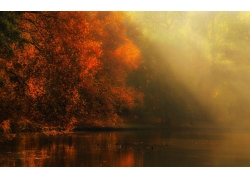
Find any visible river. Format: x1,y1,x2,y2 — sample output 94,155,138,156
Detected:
1,128,250,166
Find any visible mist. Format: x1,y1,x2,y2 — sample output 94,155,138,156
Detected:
126,12,250,129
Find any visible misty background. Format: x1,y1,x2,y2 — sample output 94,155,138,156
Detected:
125,12,250,128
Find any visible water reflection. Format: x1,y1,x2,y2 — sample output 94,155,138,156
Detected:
1,129,250,166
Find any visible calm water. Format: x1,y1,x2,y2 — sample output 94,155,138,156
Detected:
1,129,250,167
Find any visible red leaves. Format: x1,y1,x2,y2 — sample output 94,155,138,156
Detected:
114,38,141,69
27,77,45,98
1,12,142,131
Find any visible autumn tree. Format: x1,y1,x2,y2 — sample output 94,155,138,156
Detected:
0,11,142,133
81,12,143,126
0,11,30,134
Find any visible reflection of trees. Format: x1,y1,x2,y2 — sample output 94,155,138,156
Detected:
0,132,146,167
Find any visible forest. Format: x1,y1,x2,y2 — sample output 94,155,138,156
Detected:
1,11,250,139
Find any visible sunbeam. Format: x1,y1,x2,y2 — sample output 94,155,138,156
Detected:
128,11,250,128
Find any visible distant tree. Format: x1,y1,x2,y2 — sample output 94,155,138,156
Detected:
126,12,213,126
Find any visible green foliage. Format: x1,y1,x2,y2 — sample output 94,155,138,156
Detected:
0,12,26,59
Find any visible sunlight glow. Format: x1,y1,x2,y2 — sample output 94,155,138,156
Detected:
129,12,250,127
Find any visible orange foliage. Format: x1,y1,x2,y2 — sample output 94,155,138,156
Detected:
2,12,142,131
27,78,45,98
114,39,141,69
0,119,11,133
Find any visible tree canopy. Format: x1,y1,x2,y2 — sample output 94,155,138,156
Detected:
2,11,250,137
0,12,142,135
